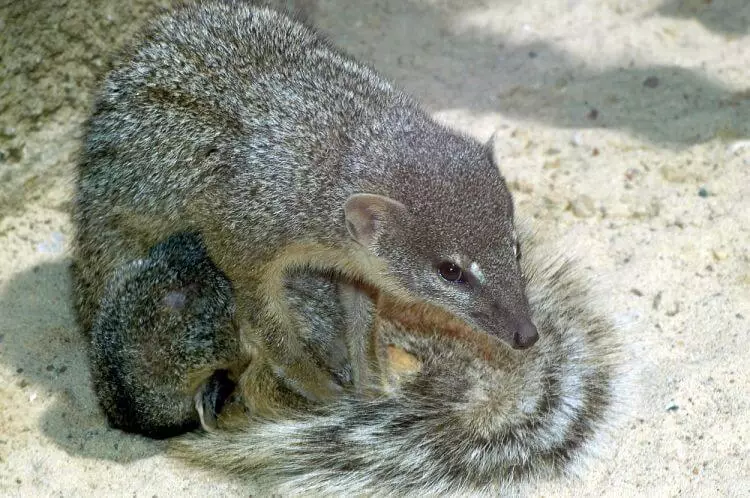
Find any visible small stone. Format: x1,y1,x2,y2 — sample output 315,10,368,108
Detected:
592,147,600,157
643,76,660,88
543,191,569,210
631,288,643,296
630,198,662,220
653,291,663,310
712,249,729,261
660,164,703,183
725,140,750,156
570,195,596,218
6,145,24,163
624,168,640,181
665,302,681,317
698,187,709,197
604,201,630,219
571,132,584,147
45,364,54,372
587,108,599,120
665,402,679,412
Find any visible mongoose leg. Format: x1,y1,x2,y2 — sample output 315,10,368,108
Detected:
88,233,245,439
337,282,377,391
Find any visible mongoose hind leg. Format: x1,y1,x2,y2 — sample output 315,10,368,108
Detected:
89,232,246,439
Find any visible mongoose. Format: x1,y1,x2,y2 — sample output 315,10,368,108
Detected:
72,0,539,406
88,232,365,436
88,233,244,438
169,230,626,495
83,228,625,493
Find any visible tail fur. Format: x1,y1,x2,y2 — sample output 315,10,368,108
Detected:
171,237,627,495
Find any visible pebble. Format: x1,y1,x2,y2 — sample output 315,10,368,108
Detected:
6,145,25,163
570,194,596,218
630,198,661,220
643,76,660,88
543,191,568,210
660,164,692,183
725,140,750,156
570,132,584,147
712,249,728,261
509,177,534,193
653,291,663,310
624,168,640,181
665,301,681,317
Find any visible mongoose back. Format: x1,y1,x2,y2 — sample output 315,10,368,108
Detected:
172,231,626,495
73,0,537,405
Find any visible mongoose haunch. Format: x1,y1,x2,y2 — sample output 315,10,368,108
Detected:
73,0,538,405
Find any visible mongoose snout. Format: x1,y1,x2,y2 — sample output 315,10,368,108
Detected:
513,318,539,349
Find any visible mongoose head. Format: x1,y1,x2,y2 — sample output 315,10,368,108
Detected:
344,143,538,350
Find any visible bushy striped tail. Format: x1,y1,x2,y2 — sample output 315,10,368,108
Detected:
172,239,628,495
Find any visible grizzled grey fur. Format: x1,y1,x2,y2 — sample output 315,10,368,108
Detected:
73,0,543,421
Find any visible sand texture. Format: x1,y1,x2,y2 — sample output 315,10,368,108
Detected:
1,0,748,496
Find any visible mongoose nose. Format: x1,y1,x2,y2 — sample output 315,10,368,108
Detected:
512,319,539,349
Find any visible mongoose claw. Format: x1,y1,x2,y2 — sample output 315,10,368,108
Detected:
195,370,235,432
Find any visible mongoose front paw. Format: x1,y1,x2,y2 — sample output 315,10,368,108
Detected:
194,370,236,432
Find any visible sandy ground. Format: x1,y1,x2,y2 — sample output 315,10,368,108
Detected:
1,0,749,496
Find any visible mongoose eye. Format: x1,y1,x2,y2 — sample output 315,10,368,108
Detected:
514,240,522,261
437,261,465,283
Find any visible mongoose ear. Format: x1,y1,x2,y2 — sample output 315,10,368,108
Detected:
344,194,406,247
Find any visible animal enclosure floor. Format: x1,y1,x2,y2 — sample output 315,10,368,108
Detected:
1,0,748,496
